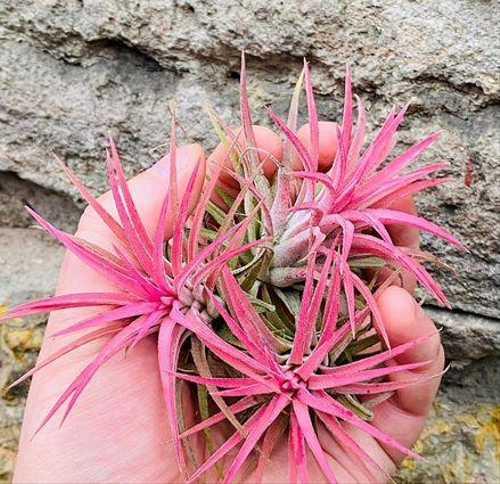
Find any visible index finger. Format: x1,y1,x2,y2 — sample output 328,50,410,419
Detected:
44,144,205,353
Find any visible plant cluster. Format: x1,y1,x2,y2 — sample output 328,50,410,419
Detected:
2,55,462,483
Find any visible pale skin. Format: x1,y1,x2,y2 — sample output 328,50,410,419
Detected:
14,124,445,483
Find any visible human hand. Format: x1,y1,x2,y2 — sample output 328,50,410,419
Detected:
13,126,444,483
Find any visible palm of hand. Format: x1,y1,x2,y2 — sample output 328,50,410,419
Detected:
14,129,444,483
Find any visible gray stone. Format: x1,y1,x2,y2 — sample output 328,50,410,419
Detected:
0,172,80,233
398,358,500,484
426,307,500,361
0,228,65,306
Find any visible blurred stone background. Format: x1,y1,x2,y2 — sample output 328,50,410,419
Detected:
0,0,498,482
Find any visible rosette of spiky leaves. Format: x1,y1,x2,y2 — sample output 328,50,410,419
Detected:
172,255,439,484
1,55,458,484
0,127,269,471
208,54,464,348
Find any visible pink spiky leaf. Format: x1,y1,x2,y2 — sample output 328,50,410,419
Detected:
293,399,338,484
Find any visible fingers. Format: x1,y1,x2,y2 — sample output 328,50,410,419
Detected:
207,125,282,189
372,286,444,462
206,121,338,191
377,286,444,414
374,196,419,293
386,196,420,249
296,121,338,171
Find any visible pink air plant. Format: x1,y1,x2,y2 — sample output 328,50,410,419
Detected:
1,53,463,483
173,265,438,483
1,129,267,463
260,60,462,346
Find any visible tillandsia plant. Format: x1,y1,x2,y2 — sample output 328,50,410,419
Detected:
2,53,464,483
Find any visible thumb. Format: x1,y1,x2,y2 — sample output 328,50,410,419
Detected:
54,142,205,316
75,143,206,250
13,144,206,482
36,142,205,351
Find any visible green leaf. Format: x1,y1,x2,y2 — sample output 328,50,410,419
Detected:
200,228,219,241
349,257,386,269
214,186,236,207
273,287,302,319
238,248,272,291
337,394,374,421
349,334,380,356
261,285,296,334
246,293,276,313
206,201,228,226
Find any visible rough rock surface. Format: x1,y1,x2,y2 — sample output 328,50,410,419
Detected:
398,359,500,484
0,1,498,481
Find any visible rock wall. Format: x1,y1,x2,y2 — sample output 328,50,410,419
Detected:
0,1,498,482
